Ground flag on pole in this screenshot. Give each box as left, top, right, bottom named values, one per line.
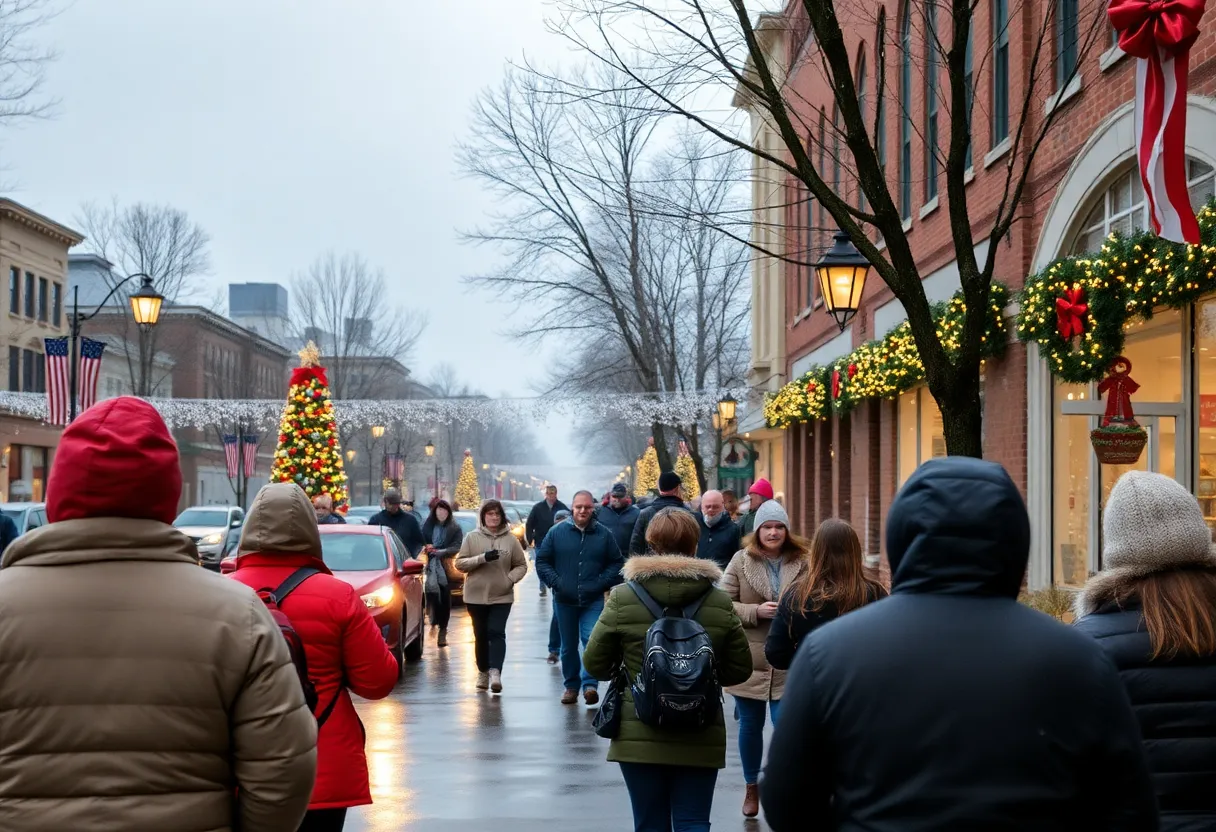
left=383, top=452, right=405, bottom=482
left=44, top=337, right=70, bottom=426
left=222, top=435, right=239, bottom=478
left=241, top=434, right=258, bottom=478
left=77, top=338, right=106, bottom=414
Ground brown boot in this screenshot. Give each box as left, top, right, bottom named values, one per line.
left=742, top=783, right=759, bottom=818
left=560, top=689, right=578, bottom=705
left=437, top=628, right=448, bottom=647
left=583, top=687, right=599, bottom=705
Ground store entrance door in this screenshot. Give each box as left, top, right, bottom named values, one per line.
left=1058, top=401, right=1186, bottom=579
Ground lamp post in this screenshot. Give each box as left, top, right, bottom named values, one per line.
left=815, top=229, right=871, bottom=331
left=69, top=273, right=164, bottom=422
left=425, top=440, right=439, bottom=501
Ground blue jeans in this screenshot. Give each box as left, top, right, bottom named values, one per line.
left=554, top=597, right=604, bottom=691
left=619, top=762, right=717, bottom=832
left=734, top=696, right=781, bottom=785
left=548, top=597, right=561, bottom=654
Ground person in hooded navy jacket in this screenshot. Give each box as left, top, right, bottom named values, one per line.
left=761, top=457, right=1158, bottom=832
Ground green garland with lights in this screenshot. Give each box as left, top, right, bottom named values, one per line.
left=764, top=283, right=1010, bottom=428
left=1017, top=201, right=1216, bottom=383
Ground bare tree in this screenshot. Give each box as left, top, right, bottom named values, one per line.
left=460, top=64, right=749, bottom=486
left=0, top=0, right=59, bottom=127
left=553, top=0, right=1108, bottom=456
left=75, top=199, right=212, bottom=396
left=290, top=252, right=427, bottom=402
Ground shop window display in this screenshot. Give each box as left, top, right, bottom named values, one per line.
left=897, top=387, right=945, bottom=485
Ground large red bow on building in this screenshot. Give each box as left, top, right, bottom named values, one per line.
left=1108, top=0, right=1205, bottom=244
left=1055, top=287, right=1088, bottom=339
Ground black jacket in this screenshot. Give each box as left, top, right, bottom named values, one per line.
left=0, top=514, right=17, bottom=557
left=764, top=583, right=886, bottom=671
left=535, top=517, right=624, bottom=607
left=1076, top=585, right=1216, bottom=831
left=596, top=503, right=640, bottom=558
left=629, top=495, right=693, bottom=555
left=368, top=508, right=424, bottom=557
left=525, top=499, right=568, bottom=549
left=761, top=457, right=1158, bottom=832
left=694, top=512, right=741, bottom=570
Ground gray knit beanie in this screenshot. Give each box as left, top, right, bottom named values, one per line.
left=752, top=499, right=790, bottom=530
left=1102, top=470, right=1216, bottom=577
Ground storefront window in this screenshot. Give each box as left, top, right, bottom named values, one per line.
left=897, top=387, right=945, bottom=485
left=1051, top=310, right=1183, bottom=585
left=1194, top=299, right=1216, bottom=535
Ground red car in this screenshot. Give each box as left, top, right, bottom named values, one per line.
left=221, top=524, right=426, bottom=674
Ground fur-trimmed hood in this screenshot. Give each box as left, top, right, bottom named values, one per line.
left=622, top=553, right=723, bottom=583
left=1074, top=561, right=1216, bottom=618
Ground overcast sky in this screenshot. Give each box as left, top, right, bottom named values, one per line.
left=1, top=0, right=600, bottom=463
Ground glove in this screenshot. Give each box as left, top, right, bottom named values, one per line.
left=484, top=549, right=501, bottom=562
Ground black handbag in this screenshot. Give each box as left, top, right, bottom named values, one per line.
left=592, top=665, right=629, bottom=739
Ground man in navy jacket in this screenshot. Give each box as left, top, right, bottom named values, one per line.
left=536, top=490, right=624, bottom=706
left=596, top=483, right=640, bottom=558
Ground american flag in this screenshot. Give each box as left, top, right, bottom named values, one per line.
left=223, top=434, right=239, bottom=478
left=44, top=337, right=106, bottom=426
left=383, top=452, right=405, bottom=482
left=242, top=434, right=258, bottom=478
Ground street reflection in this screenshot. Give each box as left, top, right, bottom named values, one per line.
left=360, top=697, right=416, bottom=830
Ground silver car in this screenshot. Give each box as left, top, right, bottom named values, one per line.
left=174, top=506, right=245, bottom=570
left=0, top=502, right=47, bottom=538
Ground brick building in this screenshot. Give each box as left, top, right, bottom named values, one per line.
left=90, top=306, right=291, bottom=510
left=745, top=2, right=1216, bottom=586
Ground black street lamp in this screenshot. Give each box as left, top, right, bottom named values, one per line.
left=69, top=273, right=164, bottom=422
left=425, top=439, right=439, bottom=500
left=816, top=229, right=870, bottom=331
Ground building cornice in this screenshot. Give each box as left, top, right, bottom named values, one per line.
left=0, top=199, right=85, bottom=247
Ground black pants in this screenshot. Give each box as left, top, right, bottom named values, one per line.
left=297, top=808, right=347, bottom=832
left=467, top=602, right=512, bottom=671
left=429, top=583, right=452, bottom=628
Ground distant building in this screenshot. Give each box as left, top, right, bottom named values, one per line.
left=66, top=253, right=117, bottom=310
left=228, top=282, right=293, bottom=343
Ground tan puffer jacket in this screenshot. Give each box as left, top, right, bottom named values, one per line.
left=455, top=525, right=528, bottom=604
left=721, top=548, right=808, bottom=701
left=0, top=517, right=318, bottom=832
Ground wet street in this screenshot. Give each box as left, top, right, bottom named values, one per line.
left=346, top=569, right=774, bottom=831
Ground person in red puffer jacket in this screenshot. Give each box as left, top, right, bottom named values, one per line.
left=230, top=482, right=399, bottom=832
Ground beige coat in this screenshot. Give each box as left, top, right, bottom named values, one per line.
left=455, top=525, right=528, bottom=604
left=721, top=548, right=808, bottom=701
left=0, top=517, right=318, bottom=832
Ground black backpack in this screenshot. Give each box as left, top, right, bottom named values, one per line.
left=256, top=568, right=341, bottom=727
left=626, top=580, right=722, bottom=732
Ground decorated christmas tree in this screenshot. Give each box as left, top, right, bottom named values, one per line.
left=269, top=342, right=349, bottom=510
left=675, top=440, right=701, bottom=501
left=635, top=437, right=660, bottom=495
left=454, top=449, right=481, bottom=510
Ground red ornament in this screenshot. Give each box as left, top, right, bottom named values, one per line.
left=847, top=363, right=857, bottom=379
left=312, top=460, right=323, bottom=470
left=831, top=370, right=841, bottom=399
left=805, top=381, right=817, bottom=395
left=289, top=466, right=298, bottom=474
left=1055, top=287, right=1088, bottom=340
left=288, top=447, right=297, bottom=456
left=327, top=437, right=336, bottom=446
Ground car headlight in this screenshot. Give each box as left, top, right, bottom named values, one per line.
left=200, top=532, right=223, bottom=545
left=361, top=585, right=395, bottom=609
left=512, top=525, right=525, bottom=538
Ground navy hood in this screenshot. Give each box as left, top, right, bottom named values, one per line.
left=886, top=457, right=1029, bottom=598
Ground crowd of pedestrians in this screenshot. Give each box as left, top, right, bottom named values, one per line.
left=2, top=398, right=1213, bottom=832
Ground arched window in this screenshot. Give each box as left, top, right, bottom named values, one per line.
left=856, top=49, right=868, bottom=209
left=924, top=0, right=938, bottom=201
left=900, top=6, right=912, bottom=220
left=992, top=0, right=1009, bottom=143
left=1069, top=159, right=1215, bottom=254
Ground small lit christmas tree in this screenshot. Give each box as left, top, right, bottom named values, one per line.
left=269, top=342, right=349, bottom=510
left=454, top=449, right=481, bottom=509
left=675, top=440, right=701, bottom=501
left=635, top=437, right=660, bottom=495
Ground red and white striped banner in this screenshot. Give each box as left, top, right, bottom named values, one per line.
left=1109, top=0, right=1205, bottom=244
left=223, top=435, right=239, bottom=479
left=242, top=435, right=258, bottom=478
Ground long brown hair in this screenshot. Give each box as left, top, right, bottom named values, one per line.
left=743, top=527, right=810, bottom=561
left=785, top=518, right=887, bottom=617
left=1118, top=567, right=1216, bottom=659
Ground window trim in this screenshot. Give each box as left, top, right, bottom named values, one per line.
left=36, top=277, right=47, bottom=323
left=924, top=0, right=939, bottom=202
left=991, top=0, right=1010, bottom=144
left=8, top=267, right=18, bottom=315
left=1056, top=0, right=1080, bottom=89
left=22, top=272, right=33, bottom=319
left=899, top=8, right=913, bottom=220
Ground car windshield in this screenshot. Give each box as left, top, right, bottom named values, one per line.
left=0, top=509, right=23, bottom=523
left=174, top=509, right=228, bottom=527
left=320, top=532, right=389, bottom=571
left=346, top=506, right=380, bottom=517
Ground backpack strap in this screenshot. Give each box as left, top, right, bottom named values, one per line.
left=682, top=587, right=715, bottom=622
left=627, top=580, right=666, bottom=621
left=271, top=567, right=322, bottom=605
left=316, top=688, right=342, bottom=729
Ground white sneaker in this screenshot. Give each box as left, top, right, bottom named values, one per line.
left=489, top=669, right=503, bottom=693
left=476, top=671, right=489, bottom=690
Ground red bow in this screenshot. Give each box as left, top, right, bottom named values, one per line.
left=831, top=370, right=841, bottom=400
left=1056, top=287, right=1088, bottom=340
left=1109, top=0, right=1204, bottom=58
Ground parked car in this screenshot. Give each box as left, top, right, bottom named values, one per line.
left=0, top=502, right=47, bottom=538
left=344, top=505, right=381, bottom=524
left=174, top=505, right=244, bottom=570
left=222, top=524, right=425, bottom=675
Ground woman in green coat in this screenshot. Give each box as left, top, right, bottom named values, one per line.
left=584, top=508, right=753, bottom=832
